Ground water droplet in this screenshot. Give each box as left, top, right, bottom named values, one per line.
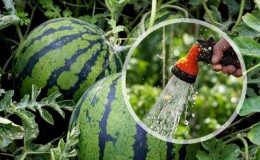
left=184, top=120, right=189, bottom=125
left=192, top=113, right=195, bottom=117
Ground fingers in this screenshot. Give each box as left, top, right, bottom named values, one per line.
left=232, top=68, right=242, bottom=77
left=212, top=38, right=231, bottom=64
left=211, top=64, right=222, bottom=72
left=212, top=64, right=242, bottom=77
left=222, top=65, right=236, bottom=75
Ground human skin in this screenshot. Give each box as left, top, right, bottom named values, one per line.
left=211, top=38, right=242, bottom=77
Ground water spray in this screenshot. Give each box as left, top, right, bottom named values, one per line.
left=144, top=37, right=240, bottom=138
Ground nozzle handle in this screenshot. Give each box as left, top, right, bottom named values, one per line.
left=218, top=47, right=240, bottom=68
left=197, top=37, right=240, bottom=68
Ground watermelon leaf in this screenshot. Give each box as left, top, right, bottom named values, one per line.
left=0, top=117, right=24, bottom=149
left=233, top=36, right=260, bottom=58
left=242, top=13, right=260, bottom=32
left=247, top=122, right=260, bottom=145
left=51, top=124, right=80, bottom=160
left=239, top=97, right=260, bottom=116
left=196, top=138, right=240, bottom=160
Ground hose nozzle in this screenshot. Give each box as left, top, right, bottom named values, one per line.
left=172, top=37, right=240, bottom=84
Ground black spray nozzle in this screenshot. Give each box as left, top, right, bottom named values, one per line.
left=197, top=37, right=240, bottom=68
left=171, top=37, right=241, bottom=84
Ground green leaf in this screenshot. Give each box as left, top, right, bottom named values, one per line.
left=62, top=8, right=72, bottom=17
left=0, top=15, right=20, bottom=30
left=196, top=150, right=210, bottom=160
left=223, top=0, right=240, bottom=17
left=0, top=117, right=24, bottom=148
left=51, top=125, right=79, bottom=160
left=0, top=90, right=14, bottom=111
left=239, top=97, right=260, bottom=116
left=188, top=0, right=200, bottom=5
left=37, top=107, right=54, bottom=125
left=255, top=146, right=260, bottom=160
left=233, top=36, right=260, bottom=58
left=221, top=144, right=240, bottom=160
left=248, top=122, right=260, bottom=145
left=242, top=13, right=260, bottom=32
left=21, top=110, right=39, bottom=144
left=232, top=23, right=260, bottom=38
left=196, top=138, right=240, bottom=160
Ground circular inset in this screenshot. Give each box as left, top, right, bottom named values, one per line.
left=122, top=18, right=247, bottom=144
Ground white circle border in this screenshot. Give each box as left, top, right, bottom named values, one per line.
left=121, top=18, right=247, bottom=144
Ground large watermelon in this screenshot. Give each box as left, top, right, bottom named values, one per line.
left=69, top=73, right=185, bottom=160
left=13, top=18, right=122, bottom=101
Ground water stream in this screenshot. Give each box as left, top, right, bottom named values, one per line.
left=143, top=75, right=193, bottom=138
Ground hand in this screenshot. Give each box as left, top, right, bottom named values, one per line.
left=211, top=38, right=242, bottom=77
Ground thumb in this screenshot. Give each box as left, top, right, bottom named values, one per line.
left=212, top=38, right=231, bottom=64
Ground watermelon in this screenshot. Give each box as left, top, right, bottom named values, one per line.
left=13, top=18, right=122, bottom=101
left=69, top=73, right=185, bottom=160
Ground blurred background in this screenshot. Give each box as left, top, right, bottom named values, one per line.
left=125, top=22, right=243, bottom=140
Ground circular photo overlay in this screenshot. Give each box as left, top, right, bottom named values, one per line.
left=122, top=19, right=247, bottom=144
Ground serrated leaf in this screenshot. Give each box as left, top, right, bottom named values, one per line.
left=0, top=90, right=14, bottom=111
left=33, top=143, right=52, bottom=152
left=0, top=117, right=24, bottom=148
left=37, top=107, right=54, bottom=125
left=239, top=97, right=260, bottom=116
left=62, top=8, right=72, bottom=17
left=233, top=36, right=260, bottom=58
left=51, top=105, right=65, bottom=119
left=0, top=15, right=20, bottom=30
left=21, top=110, right=39, bottom=143
left=248, top=122, right=260, bottom=145
left=40, top=92, right=61, bottom=104
left=242, top=13, right=260, bottom=32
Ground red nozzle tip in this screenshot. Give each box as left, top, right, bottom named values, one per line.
left=175, top=44, right=201, bottom=76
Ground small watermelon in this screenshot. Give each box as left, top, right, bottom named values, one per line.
left=13, top=18, right=122, bottom=101
left=69, top=73, right=185, bottom=160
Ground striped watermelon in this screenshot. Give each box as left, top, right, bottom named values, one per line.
left=69, top=73, right=185, bottom=160
left=13, top=18, right=122, bottom=101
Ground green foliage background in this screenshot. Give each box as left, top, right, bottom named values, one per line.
left=0, top=0, right=260, bottom=159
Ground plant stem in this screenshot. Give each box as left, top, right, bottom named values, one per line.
left=24, top=3, right=38, bottom=37
left=221, top=127, right=251, bottom=141
left=235, top=0, right=245, bottom=25
left=0, top=152, right=14, bottom=157
left=16, top=25, right=23, bottom=42
left=237, top=136, right=249, bottom=160
left=224, top=135, right=249, bottom=160
left=159, top=5, right=188, bottom=18
left=246, top=63, right=260, bottom=74
left=162, top=26, right=166, bottom=88
left=148, top=0, right=157, bottom=29
left=200, top=0, right=216, bottom=25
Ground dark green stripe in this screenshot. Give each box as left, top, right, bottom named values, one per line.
left=41, top=37, right=103, bottom=99
left=98, top=75, right=121, bottom=160
left=16, top=33, right=83, bottom=88
left=20, top=25, right=74, bottom=55
left=133, top=124, right=148, bottom=160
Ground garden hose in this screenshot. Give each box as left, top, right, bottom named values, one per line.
left=171, top=37, right=240, bottom=84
